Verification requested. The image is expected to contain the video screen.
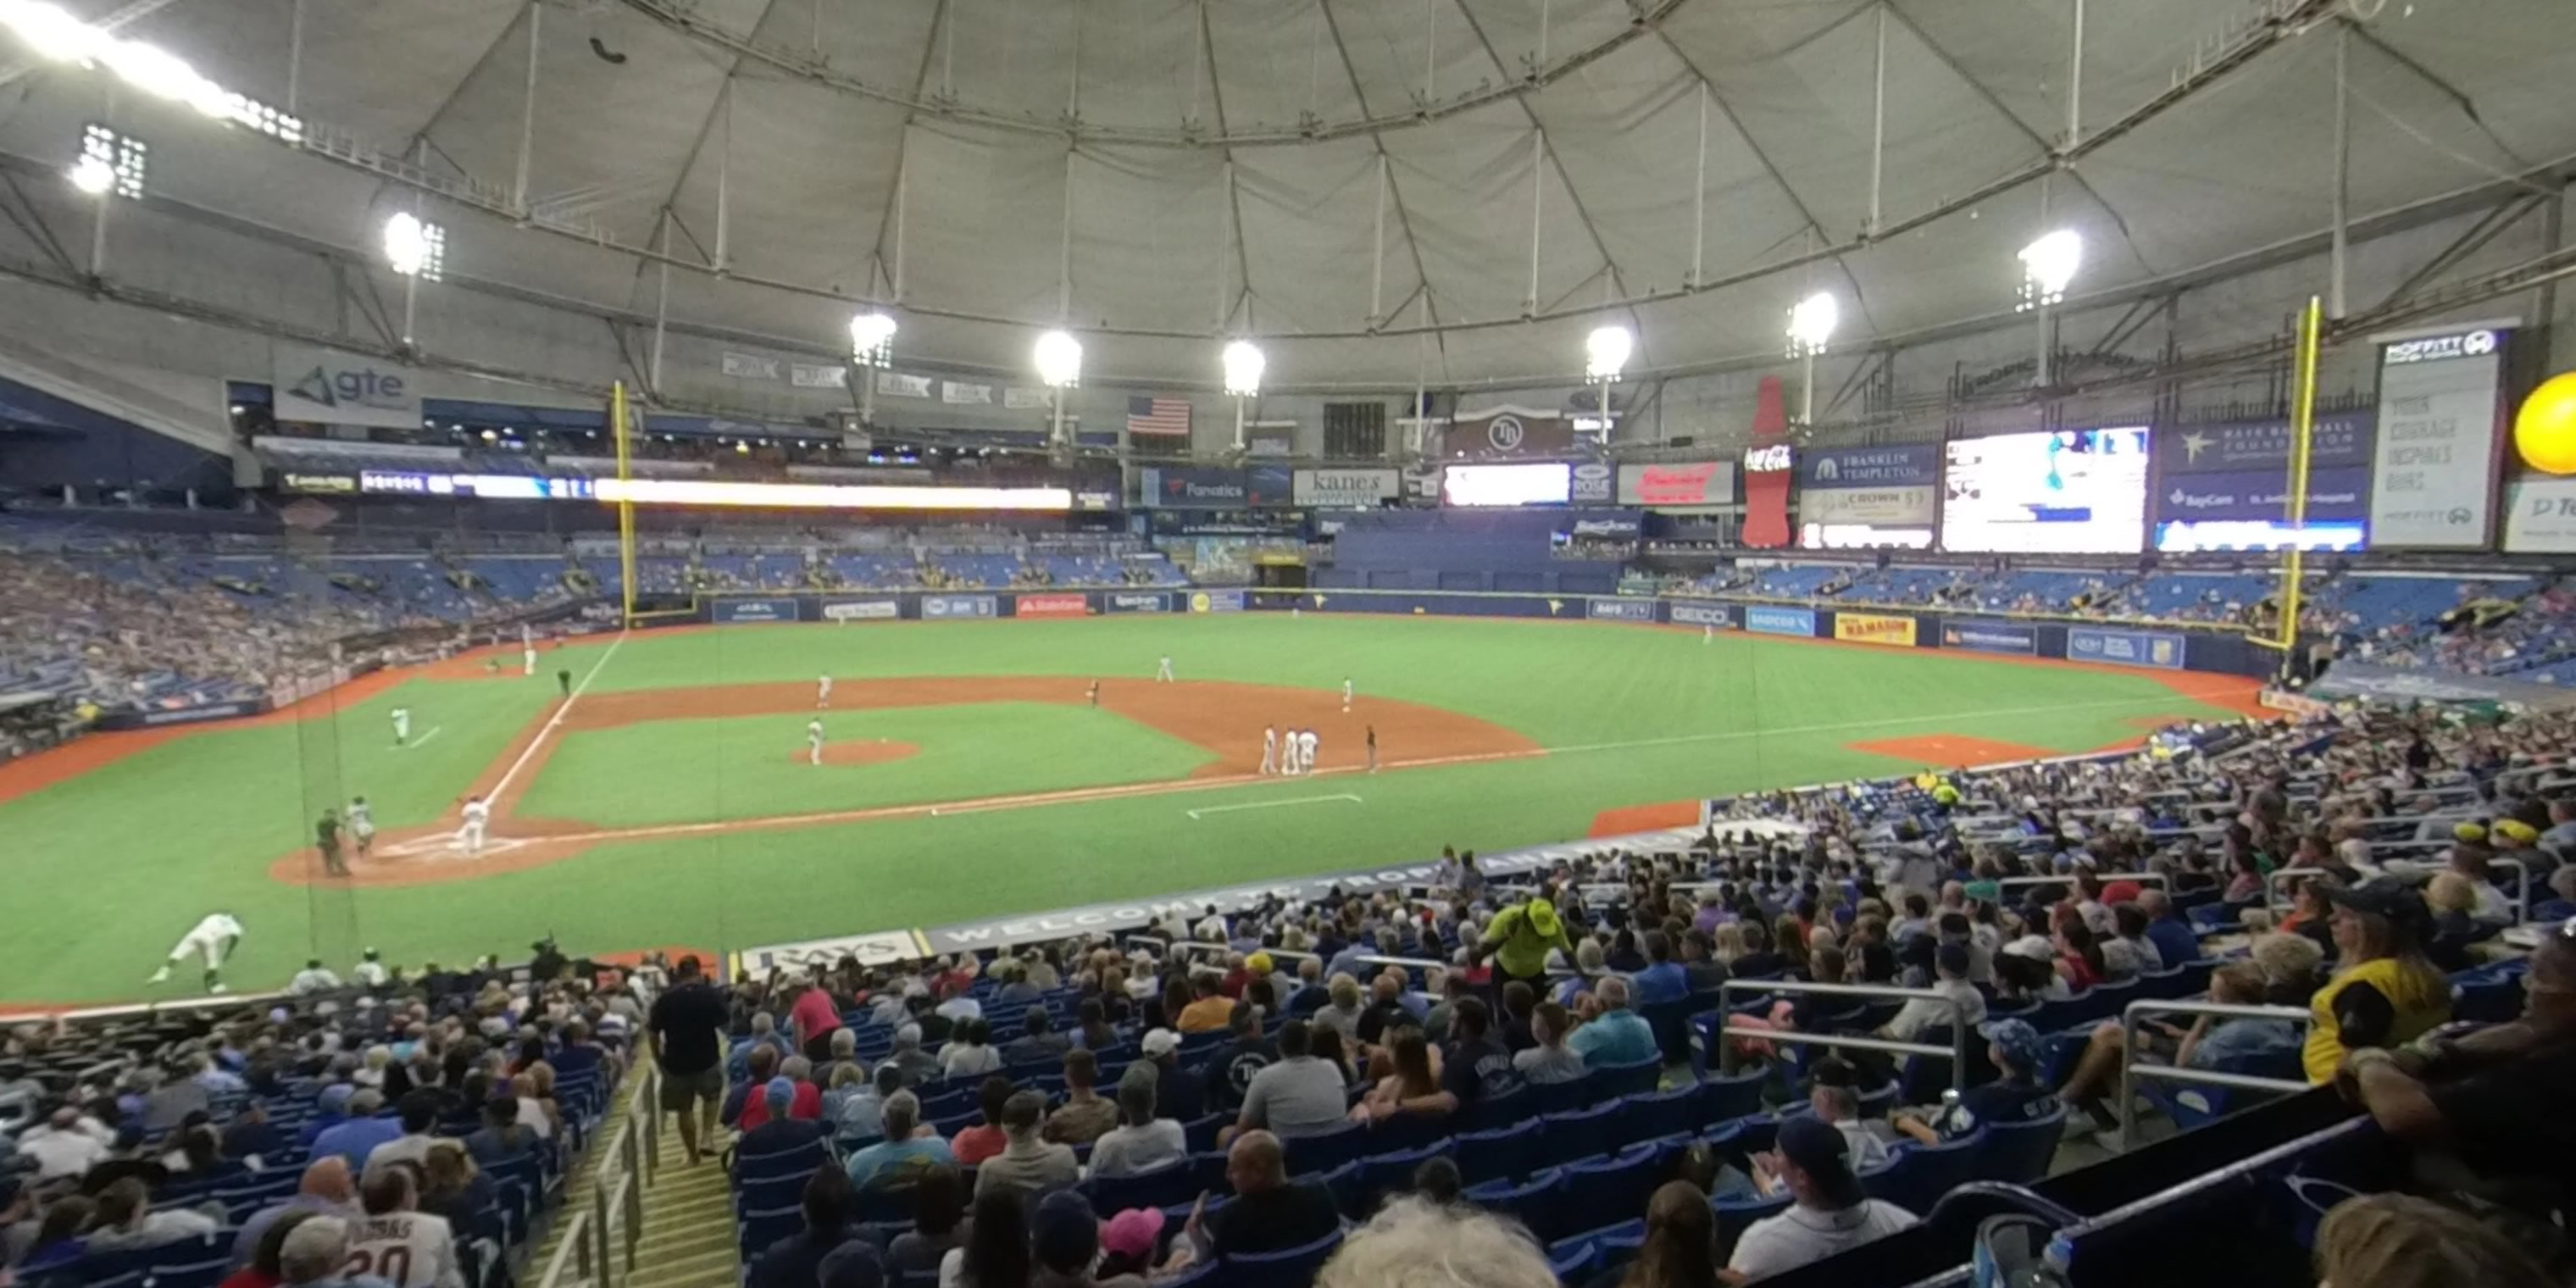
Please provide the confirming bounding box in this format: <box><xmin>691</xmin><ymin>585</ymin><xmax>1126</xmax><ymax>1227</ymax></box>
<box><xmin>1442</xmin><ymin>463</ymin><xmax>1569</xmax><ymax>508</ymax></box>
<box><xmin>1939</xmin><ymin>428</ymin><xmax>2150</xmax><ymax>552</ymax></box>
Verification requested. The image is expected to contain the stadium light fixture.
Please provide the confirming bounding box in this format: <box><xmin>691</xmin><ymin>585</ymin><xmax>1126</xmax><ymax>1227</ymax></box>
<box><xmin>848</xmin><ymin>310</ymin><xmax>897</xmax><ymax>367</ymax></box>
<box><xmin>0</xmin><ymin>3</ymin><xmax>302</xmax><ymax>140</ymax></box>
<box><xmin>383</xmin><ymin>211</ymin><xmax>443</xmax><ymax>281</ymax></box>
<box><xmin>1785</xmin><ymin>291</ymin><xmax>1837</xmax><ymax>427</ymax></box>
<box><xmin>2017</xmin><ymin>228</ymin><xmax>2080</xmax><ymax>387</ymax></box>
<box><xmin>1034</xmin><ymin>329</ymin><xmax>1082</xmax><ymax>449</ymax></box>
<box><xmin>2017</xmin><ymin>230</ymin><xmax>2082</xmax><ymax>309</ymax></box>
<box><xmin>1584</xmin><ymin>325</ymin><xmax>1633</xmax><ymax>383</ymax></box>
<box><xmin>1221</xmin><ymin>340</ymin><xmax>1264</xmax><ymax>452</ymax></box>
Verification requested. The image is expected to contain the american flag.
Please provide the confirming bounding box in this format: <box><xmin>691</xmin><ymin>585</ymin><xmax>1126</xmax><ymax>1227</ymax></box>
<box><xmin>1126</xmin><ymin>397</ymin><xmax>1192</xmax><ymax>437</ymax></box>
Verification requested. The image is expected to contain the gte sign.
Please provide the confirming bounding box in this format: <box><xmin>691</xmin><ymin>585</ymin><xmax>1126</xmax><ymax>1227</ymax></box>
<box><xmin>270</xmin><ymin>344</ymin><xmax>423</xmax><ymax>429</ymax></box>
<box><xmin>288</xmin><ymin>364</ymin><xmax>408</xmax><ymax>413</ymax></box>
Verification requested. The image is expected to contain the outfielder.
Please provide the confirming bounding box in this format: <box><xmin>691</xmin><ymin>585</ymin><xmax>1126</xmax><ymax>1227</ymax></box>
<box><xmin>1259</xmin><ymin>725</ymin><xmax>1278</xmax><ymax>775</ymax></box>
<box><xmin>458</xmin><ymin>795</ymin><xmax>491</xmax><ymax>857</ymax></box>
<box><xmin>147</xmin><ymin>912</ymin><xmax>242</xmax><ymax>991</ymax></box>
<box><xmin>348</xmin><ymin>796</ymin><xmax>376</xmax><ymax>859</ymax></box>
<box><xmin>1155</xmin><ymin>655</ymin><xmax>1175</xmax><ymax>683</ymax></box>
<box><xmin>817</xmin><ymin>675</ymin><xmax>834</xmax><ymax>708</ymax></box>
<box><xmin>522</xmin><ymin>644</ymin><xmax>537</xmax><ymax>676</ymax></box>
<box><xmin>1297</xmin><ymin>727</ymin><xmax>1319</xmax><ymax>774</ymax></box>
<box><xmin>808</xmin><ymin>718</ymin><xmax>826</xmax><ymax>766</ymax></box>
<box><xmin>1341</xmin><ymin>678</ymin><xmax>1354</xmax><ymax>713</ymax></box>
<box><xmin>391</xmin><ymin>706</ymin><xmax>411</xmax><ymax>747</ymax></box>
<box><xmin>1366</xmin><ymin>725</ymin><xmax>1378</xmax><ymax>774</ymax></box>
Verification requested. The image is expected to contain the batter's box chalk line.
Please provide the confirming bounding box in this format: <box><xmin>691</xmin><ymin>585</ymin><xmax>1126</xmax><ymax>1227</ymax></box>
<box><xmin>375</xmin><ymin>834</ymin><xmax>536</xmax><ymax>861</ymax></box>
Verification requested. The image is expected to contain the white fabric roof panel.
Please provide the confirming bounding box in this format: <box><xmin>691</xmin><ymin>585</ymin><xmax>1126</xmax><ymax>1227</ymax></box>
<box><xmin>0</xmin><ymin>0</ymin><xmax>2563</xmax><ymax>388</ymax></box>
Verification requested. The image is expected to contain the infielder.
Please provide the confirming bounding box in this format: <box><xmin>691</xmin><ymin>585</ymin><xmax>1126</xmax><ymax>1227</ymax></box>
<box><xmin>348</xmin><ymin>796</ymin><xmax>376</xmax><ymax>859</ymax></box>
<box><xmin>1366</xmin><ymin>725</ymin><xmax>1378</xmax><ymax>773</ymax></box>
<box><xmin>1341</xmin><ymin>678</ymin><xmax>1354</xmax><ymax>713</ymax></box>
<box><xmin>1259</xmin><ymin>725</ymin><xmax>1278</xmax><ymax>775</ymax></box>
<box><xmin>458</xmin><ymin>795</ymin><xmax>491</xmax><ymax>857</ymax></box>
<box><xmin>147</xmin><ymin>911</ymin><xmax>242</xmax><ymax>991</ymax></box>
<box><xmin>1087</xmin><ymin>680</ymin><xmax>1101</xmax><ymax>708</ymax></box>
<box><xmin>391</xmin><ymin>706</ymin><xmax>411</xmax><ymax>747</ymax></box>
<box><xmin>1297</xmin><ymin>727</ymin><xmax>1319</xmax><ymax>774</ymax></box>
<box><xmin>818</xmin><ymin>675</ymin><xmax>834</xmax><ymax>709</ymax></box>
<box><xmin>1155</xmin><ymin>655</ymin><xmax>1175</xmax><ymax>683</ymax></box>
<box><xmin>522</xmin><ymin>643</ymin><xmax>537</xmax><ymax>676</ymax></box>
<box><xmin>808</xmin><ymin>718</ymin><xmax>826</xmax><ymax>765</ymax></box>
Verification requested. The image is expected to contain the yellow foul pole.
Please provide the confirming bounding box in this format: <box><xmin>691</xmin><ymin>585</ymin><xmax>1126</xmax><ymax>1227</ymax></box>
<box><xmin>612</xmin><ymin>380</ymin><xmax>638</xmax><ymax>627</ymax></box>
<box><xmin>2276</xmin><ymin>296</ymin><xmax>2323</xmax><ymax>652</ymax></box>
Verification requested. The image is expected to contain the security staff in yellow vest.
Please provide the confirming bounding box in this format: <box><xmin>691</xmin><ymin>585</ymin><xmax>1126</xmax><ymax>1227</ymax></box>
<box><xmin>2303</xmin><ymin>878</ymin><xmax>2455</xmax><ymax>1084</ymax></box>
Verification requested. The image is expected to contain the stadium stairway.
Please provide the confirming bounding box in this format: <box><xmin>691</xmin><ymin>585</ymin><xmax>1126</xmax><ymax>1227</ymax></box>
<box><xmin>529</xmin><ymin>1075</ymin><xmax>741</xmax><ymax>1288</ymax></box>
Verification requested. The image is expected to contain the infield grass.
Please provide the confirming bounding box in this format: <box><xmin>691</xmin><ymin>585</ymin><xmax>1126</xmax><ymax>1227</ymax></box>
<box><xmin>0</xmin><ymin>614</ymin><xmax>2253</xmax><ymax>1003</ymax></box>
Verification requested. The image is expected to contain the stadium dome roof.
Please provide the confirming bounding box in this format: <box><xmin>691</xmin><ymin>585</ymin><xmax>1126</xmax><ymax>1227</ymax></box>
<box><xmin>6</xmin><ymin>0</ymin><xmax>2572</xmax><ymax>389</ymax></box>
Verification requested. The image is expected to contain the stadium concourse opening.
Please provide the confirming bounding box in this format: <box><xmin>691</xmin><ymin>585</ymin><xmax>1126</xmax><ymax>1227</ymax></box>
<box><xmin>261</xmin><ymin>675</ymin><xmax>1541</xmax><ymax>888</ymax></box>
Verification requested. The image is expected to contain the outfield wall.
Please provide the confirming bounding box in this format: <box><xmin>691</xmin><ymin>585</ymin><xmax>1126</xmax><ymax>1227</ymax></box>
<box><xmin>681</xmin><ymin>587</ymin><xmax>2276</xmax><ymax>680</ymax></box>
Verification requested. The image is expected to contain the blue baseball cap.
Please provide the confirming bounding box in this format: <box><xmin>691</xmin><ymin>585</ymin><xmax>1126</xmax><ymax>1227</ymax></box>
<box><xmin>764</xmin><ymin>1076</ymin><xmax>796</xmax><ymax>1108</ymax></box>
<box><xmin>1978</xmin><ymin>1018</ymin><xmax>2044</xmax><ymax>1072</ymax></box>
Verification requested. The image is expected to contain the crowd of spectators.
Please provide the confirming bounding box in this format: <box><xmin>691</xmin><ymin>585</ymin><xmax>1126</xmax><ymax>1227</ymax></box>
<box><xmin>639</xmin><ymin>697</ymin><xmax>2576</xmax><ymax>1287</ymax></box>
<box><xmin>0</xmin><ymin>947</ymin><xmax>639</xmax><ymax>1288</ymax></box>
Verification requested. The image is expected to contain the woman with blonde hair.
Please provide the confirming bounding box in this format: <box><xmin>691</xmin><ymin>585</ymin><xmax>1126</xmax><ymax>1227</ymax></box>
<box><xmin>2302</xmin><ymin>880</ymin><xmax>2452</xmax><ymax>1084</ymax></box>
<box><xmin>1712</xmin><ymin>922</ymin><xmax>1746</xmax><ymax>967</ymax></box>
<box><xmin>2314</xmin><ymin>1194</ymin><xmax>2551</xmax><ymax>1288</ymax></box>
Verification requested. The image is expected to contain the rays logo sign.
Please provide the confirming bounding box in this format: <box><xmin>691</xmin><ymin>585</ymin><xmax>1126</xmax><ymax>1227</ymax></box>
<box><xmin>272</xmin><ymin>343</ymin><xmax>422</xmax><ymax>429</ymax></box>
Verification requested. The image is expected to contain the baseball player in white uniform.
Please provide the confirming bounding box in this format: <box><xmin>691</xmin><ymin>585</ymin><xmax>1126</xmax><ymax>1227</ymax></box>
<box><xmin>348</xmin><ymin>796</ymin><xmax>376</xmax><ymax>859</ymax></box>
<box><xmin>148</xmin><ymin>912</ymin><xmax>243</xmax><ymax>991</ymax></box>
<box><xmin>808</xmin><ymin>719</ymin><xmax>825</xmax><ymax>765</ymax></box>
<box><xmin>458</xmin><ymin>795</ymin><xmax>491</xmax><ymax>857</ymax></box>
<box><xmin>1259</xmin><ymin>725</ymin><xmax>1278</xmax><ymax>775</ymax></box>
<box><xmin>391</xmin><ymin>707</ymin><xmax>411</xmax><ymax>747</ymax></box>
<box><xmin>817</xmin><ymin>675</ymin><xmax>833</xmax><ymax>708</ymax></box>
<box><xmin>1341</xmin><ymin>678</ymin><xmax>1354</xmax><ymax>712</ymax></box>
<box><xmin>522</xmin><ymin>644</ymin><xmax>537</xmax><ymax>676</ymax></box>
<box><xmin>1155</xmin><ymin>655</ymin><xmax>1175</xmax><ymax>683</ymax></box>
<box><xmin>1297</xmin><ymin>728</ymin><xmax>1319</xmax><ymax>774</ymax></box>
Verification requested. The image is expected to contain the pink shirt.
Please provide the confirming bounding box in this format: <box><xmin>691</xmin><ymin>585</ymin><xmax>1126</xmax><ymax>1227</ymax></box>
<box><xmin>791</xmin><ymin>989</ymin><xmax>843</xmax><ymax>1045</ymax></box>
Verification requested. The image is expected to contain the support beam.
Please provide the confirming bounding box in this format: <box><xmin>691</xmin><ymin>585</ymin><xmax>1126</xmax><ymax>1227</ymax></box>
<box><xmin>286</xmin><ymin>0</ymin><xmax>305</xmax><ymax>115</ymax></box>
<box><xmin>1369</xmin><ymin>153</ymin><xmax>1386</xmax><ymax>324</ymax></box>
<box><xmin>867</xmin><ymin>0</ymin><xmax>947</xmax><ymax>306</ymax></box>
<box><xmin>1058</xmin><ymin>148</ymin><xmax>1075</xmax><ymax>319</ymax></box>
<box><xmin>1525</xmin><ymin>130</ymin><xmax>1543</xmax><ymax>316</ymax></box>
<box><xmin>1690</xmin><ymin>81</ymin><xmax>1707</xmax><ymax>283</ymax></box>
<box><xmin>514</xmin><ymin>0</ymin><xmax>541</xmax><ymax>214</ymax></box>
<box><xmin>714</xmin><ymin>80</ymin><xmax>733</xmax><ymax>272</ymax></box>
<box><xmin>1867</xmin><ymin>3</ymin><xmax>1885</xmax><ymax>236</ymax></box>
<box><xmin>2378</xmin><ymin>194</ymin><xmax>2546</xmax><ymax>309</ymax></box>
<box><xmin>2063</xmin><ymin>0</ymin><xmax>2084</xmax><ymax>150</ymax></box>
<box><xmin>2329</xmin><ymin>23</ymin><xmax>2348</xmax><ymax>319</ymax></box>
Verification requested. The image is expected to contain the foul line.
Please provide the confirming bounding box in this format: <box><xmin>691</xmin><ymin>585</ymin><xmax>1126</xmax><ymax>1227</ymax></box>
<box><xmin>404</xmin><ymin>726</ymin><xmax>444</xmax><ymax>750</ymax></box>
<box><xmin>481</xmin><ymin>688</ymin><xmax>2227</xmax><ymax>851</ymax></box>
<box><xmin>487</xmin><ymin>630</ymin><xmax>628</xmax><ymax>804</ymax></box>
<box><xmin>1187</xmin><ymin>793</ymin><xmax>1363</xmax><ymax>820</ymax></box>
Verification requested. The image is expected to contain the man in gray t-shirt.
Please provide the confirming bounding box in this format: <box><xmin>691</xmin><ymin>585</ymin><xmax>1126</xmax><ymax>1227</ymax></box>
<box><xmin>1232</xmin><ymin>1022</ymin><xmax>1349</xmax><ymax>1141</ymax></box>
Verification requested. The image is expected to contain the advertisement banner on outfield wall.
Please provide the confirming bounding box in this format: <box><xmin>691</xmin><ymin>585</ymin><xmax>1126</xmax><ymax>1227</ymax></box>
<box><xmin>271</xmin><ymin>343</ymin><xmax>422</xmax><ymax>430</ymax></box>
<box><xmin>1586</xmin><ymin>597</ymin><xmax>1657</xmax><ymax>622</ymax></box>
<box><xmin>2068</xmin><ymin>625</ymin><xmax>2185</xmax><ymax>669</ymax></box>
<box><xmin>1832</xmin><ymin>612</ymin><xmax>1918</xmax><ymax>647</ymax></box>
<box><xmin>2502</xmin><ymin>476</ymin><xmax>2576</xmax><ymax>553</ymax></box>
<box><xmin>1189</xmin><ymin>590</ymin><xmax>1246</xmax><ymax>613</ymax></box>
<box><xmin>921</xmin><ymin>594</ymin><xmax>998</xmax><ymax>619</ymax></box>
<box><xmin>1940</xmin><ymin>620</ymin><xmax>2036</xmax><ymax>654</ymax></box>
<box><xmin>1105</xmin><ymin>591</ymin><xmax>1171</xmax><ymax>613</ymax></box>
<box><xmin>1669</xmin><ymin>602</ymin><xmax>1735</xmax><ymax>629</ymax></box>
<box><xmin>1744</xmin><ymin>605</ymin><xmax>1818</xmax><ymax>637</ymax></box>
<box><xmin>1293</xmin><ymin>469</ymin><xmax>1402</xmax><ymax>508</ymax></box>
<box><xmin>819</xmin><ymin>598</ymin><xmax>900</xmax><ymax>622</ymax></box>
<box><xmin>1141</xmin><ymin>467</ymin><xmax>1292</xmax><ymax>508</ymax></box>
<box><xmin>1617</xmin><ymin>461</ymin><xmax>1737</xmax><ymax>508</ymax></box>
<box><xmin>1571</xmin><ymin>463</ymin><xmax>1616</xmax><ymax>503</ymax></box>
<box><xmin>1013</xmin><ymin>593</ymin><xmax>1091</xmax><ymax>619</ymax></box>
<box><xmin>1800</xmin><ymin>485</ymin><xmax>1937</xmax><ymax>525</ymax></box>
<box><xmin>98</xmin><ymin>698</ymin><xmax>271</xmax><ymax>730</ymax></box>
<box><xmin>713</xmin><ymin>597</ymin><xmax>802</xmax><ymax>624</ymax></box>
<box><xmin>1801</xmin><ymin>444</ymin><xmax>1940</xmax><ymax>488</ymax></box>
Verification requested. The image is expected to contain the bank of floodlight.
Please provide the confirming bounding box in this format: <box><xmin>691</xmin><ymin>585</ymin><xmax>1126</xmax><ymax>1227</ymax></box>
<box><xmin>383</xmin><ymin>211</ymin><xmax>444</xmax><ymax>282</ymax></box>
<box><xmin>0</xmin><ymin>2</ymin><xmax>303</xmax><ymax>141</ymax></box>
<box><xmin>2017</xmin><ymin>230</ymin><xmax>2083</xmax><ymax>311</ymax></box>
<box><xmin>848</xmin><ymin>311</ymin><xmax>897</xmax><ymax>367</ymax></box>
<box><xmin>1221</xmin><ymin>340</ymin><xmax>1264</xmax><ymax>397</ymax></box>
<box><xmin>1034</xmin><ymin>330</ymin><xmax>1083</xmax><ymax>389</ymax></box>
<box><xmin>1785</xmin><ymin>291</ymin><xmax>1838</xmax><ymax>358</ymax></box>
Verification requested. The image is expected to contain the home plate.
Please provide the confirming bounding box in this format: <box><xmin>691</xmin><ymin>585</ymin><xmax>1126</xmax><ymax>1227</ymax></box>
<box><xmin>1186</xmin><ymin>794</ymin><xmax>1363</xmax><ymax>820</ymax></box>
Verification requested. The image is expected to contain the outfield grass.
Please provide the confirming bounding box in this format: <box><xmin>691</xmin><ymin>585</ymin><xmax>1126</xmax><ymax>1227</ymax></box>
<box><xmin>0</xmin><ymin>614</ymin><xmax>2251</xmax><ymax>1004</ymax></box>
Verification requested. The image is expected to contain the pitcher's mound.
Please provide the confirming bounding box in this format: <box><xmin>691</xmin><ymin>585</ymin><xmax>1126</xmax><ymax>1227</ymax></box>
<box><xmin>794</xmin><ymin>740</ymin><xmax>921</xmax><ymax>767</ymax></box>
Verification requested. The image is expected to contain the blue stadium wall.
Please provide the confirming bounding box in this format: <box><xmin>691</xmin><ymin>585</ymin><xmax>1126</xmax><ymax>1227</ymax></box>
<box><xmin>685</xmin><ymin>589</ymin><xmax>2273</xmax><ymax>680</ymax></box>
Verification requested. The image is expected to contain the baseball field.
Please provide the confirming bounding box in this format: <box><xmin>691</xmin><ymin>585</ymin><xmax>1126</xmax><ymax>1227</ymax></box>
<box><xmin>0</xmin><ymin>613</ymin><xmax>2268</xmax><ymax>1006</ymax></box>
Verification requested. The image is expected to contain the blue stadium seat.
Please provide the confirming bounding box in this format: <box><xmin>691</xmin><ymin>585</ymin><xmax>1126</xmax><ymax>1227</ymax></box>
<box><xmin>1618</xmin><ymin>1083</ymin><xmax>1702</xmax><ymax>1146</ymax></box>
<box><xmin>1455</xmin><ymin>1119</ymin><xmax>1541</xmax><ymax>1185</ymax></box>
<box><xmin>1463</xmin><ymin>1167</ymin><xmax>1563</xmax><ymax>1237</ymax></box>
<box><xmin>1354</xmin><ymin>1139</ymin><xmax>1451</xmax><ymax>1214</ymax></box>
<box><xmin>1535</xmin><ymin>1099</ymin><xmax>1624</xmax><ymax>1170</ymax></box>
<box><xmin>1696</xmin><ymin>1067</ymin><xmax>1767</xmax><ymax>1124</ymax></box>
<box><xmin>1558</xmin><ymin>1143</ymin><xmax>1663</xmax><ymax>1235</ymax></box>
<box><xmin>1524</xmin><ymin>1070</ymin><xmax>1599</xmax><ymax>1114</ymax></box>
<box><xmin>1284</xmin><ymin>1122</ymin><xmax>1370</xmax><ymax>1176</ymax></box>
<box><xmin>1546</xmin><ymin>1236</ymin><xmax>1600</xmax><ymax>1284</ymax></box>
<box><xmin>1979</xmin><ymin>1107</ymin><xmax>2068</xmax><ymax>1184</ymax></box>
<box><xmin>735</xmin><ymin>1137</ymin><xmax>830</xmax><ymax>1184</ymax></box>
<box><xmin>1875</xmin><ymin>1129</ymin><xmax>1984</xmax><ymax>1214</ymax></box>
<box><xmin>1084</xmin><ymin>1158</ymin><xmax>1201</xmax><ymax>1215</ymax></box>
<box><xmin>1457</xmin><ymin>1085</ymin><xmax>1530</xmax><ymax>1135</ymax></box>
<box><xmin>736</xmin><ymin>1202</ymin><xmax>803</xmax><ymax>1257</ymax></box>
<box><xmin>1593</xmin><ymin>1058</ymin><xmax>1663</xmax><ymax>1100</ymax></box>
<box><xmin>1225</xmin><ymin>1229</ymin><xmax>1343</xmax><ymax>1288</ymax></box>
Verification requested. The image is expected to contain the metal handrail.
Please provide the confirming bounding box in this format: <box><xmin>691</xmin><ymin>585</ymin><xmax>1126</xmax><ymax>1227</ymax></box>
<box><xmin>1713</xmin><ymin>978</ymin><xmax>1970</xmax><ymax>1088</ymax></box>
<box><xmin>1996</xmin><ymin>871</ymin><xmax>2170</xmax><ymax>898</ymax></box>
<box><xmin>534</xmin><ymin>1209</ymin><xmax>593</xmax><ymax>1288</ymax></box>
<box><xmin>2267</xmin><ymin>858</ymin><xmax>2530</xmax><ymax>923</ymax></box>
<box><xmin>2114</xmin><ymin>999</ymin><xmax>2312</xmax><ymax>1151</ymax></box>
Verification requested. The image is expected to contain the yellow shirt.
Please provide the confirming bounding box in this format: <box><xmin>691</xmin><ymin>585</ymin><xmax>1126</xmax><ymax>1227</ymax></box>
<box><xmin>1175</xmin><ymin>995</ymin><xmax>1235</xmax><ymax>1033</ymax></box>
<box><xmin>2301</xmin><ymin>956</ymin><xmax>2451</xmax><ymax>1083</ymax></box>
